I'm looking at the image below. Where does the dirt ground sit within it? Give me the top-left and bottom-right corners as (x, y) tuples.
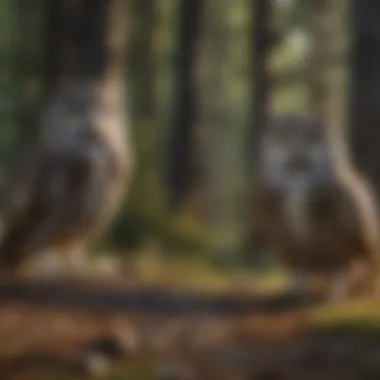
(1, 277), (380, 379)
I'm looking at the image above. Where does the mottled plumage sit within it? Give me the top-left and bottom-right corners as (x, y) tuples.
(0, 78), (132, 274)
(251, 115), (380, 298)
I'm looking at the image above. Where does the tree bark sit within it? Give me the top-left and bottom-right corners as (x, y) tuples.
(244, 0), (274, 266)
(127, 0), (156, 121)
(197, 0), (251, 264)
(250, 0), (272, 171)
(349, 0), (380, 196)
(166, 0), (202, 212)
(43, 0), (115, 85)
(308, 0), (333, 122)
(109, 0), (164, 253)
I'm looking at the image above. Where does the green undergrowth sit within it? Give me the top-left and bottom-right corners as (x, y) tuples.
(309, 300), (380, 332)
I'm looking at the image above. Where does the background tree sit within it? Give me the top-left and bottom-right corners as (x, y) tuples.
(245, 0), (275, 269)
(250, 0), (273, 157)
(307, 0), (332, 122)
(196, 0), (252, 266)
(349, 0), (380, 197)
(1, 1), (379, 378)
(108, 0), (162, 253)
(166, 0), (203, 215)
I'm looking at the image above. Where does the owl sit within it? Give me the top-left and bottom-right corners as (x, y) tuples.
(0, 77), (133, 276)
(250, 114), (380, 300)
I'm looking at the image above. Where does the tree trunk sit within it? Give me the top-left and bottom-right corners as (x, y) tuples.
(127, 0), (156, 122)
(307, 0), (333, 122)
(349, 0), (380, 196)
(250, 0), (272, 170)
(245, 0), (274, 267)
(308, 0), (329, 119)
(166, 0), (202, 213)
(197, 0), (251, 265)
(114, 0), (163, 251)
(44, 0), (115, 83)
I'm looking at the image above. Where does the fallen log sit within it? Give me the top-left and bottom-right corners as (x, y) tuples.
(0, 276), (325, 316)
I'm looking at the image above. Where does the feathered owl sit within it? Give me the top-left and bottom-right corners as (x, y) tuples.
(0, 78), (133, 276)
(250, 114), (380, 299)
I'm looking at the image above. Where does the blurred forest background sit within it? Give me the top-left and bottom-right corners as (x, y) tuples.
(0, 0), (348, 285)
(4, 1), (380, 380)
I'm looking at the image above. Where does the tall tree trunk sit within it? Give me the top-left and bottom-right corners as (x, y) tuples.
(250, 0), (272, 170)
(127, 0), (156, 123)
(167, 0), (202, 213)
(197, 0), (251, 265)
(308, 0), (333, 122)
(13, 0), (44, 145)
(116, 0), (163, 250)
(245, 0), (274, 267)
(349, 0), (380, 195)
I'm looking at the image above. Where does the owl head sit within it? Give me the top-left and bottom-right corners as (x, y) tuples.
(258, 114), (332, 191)
(41, 78), (98, 148)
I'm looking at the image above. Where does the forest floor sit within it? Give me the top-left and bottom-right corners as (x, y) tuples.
(2, 257), (380, 380)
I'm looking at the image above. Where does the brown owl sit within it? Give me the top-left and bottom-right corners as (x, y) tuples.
(0, 77), (133, 276)
(250, 114), (380, 300)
